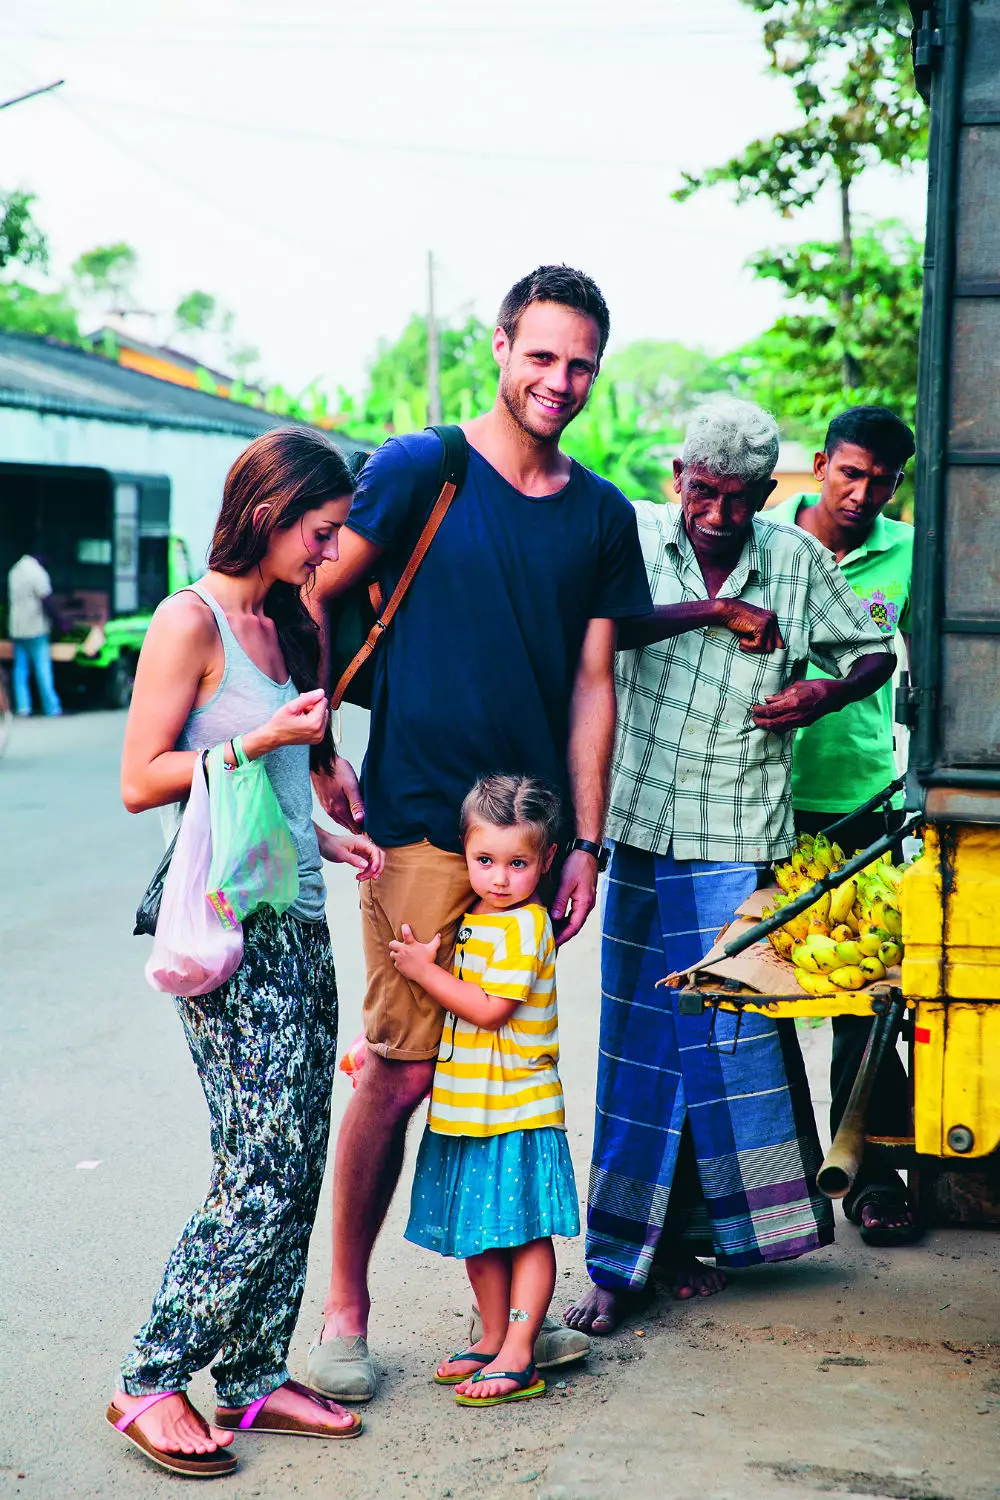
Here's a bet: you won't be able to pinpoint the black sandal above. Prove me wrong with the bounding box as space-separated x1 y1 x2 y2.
846 1184 922 1247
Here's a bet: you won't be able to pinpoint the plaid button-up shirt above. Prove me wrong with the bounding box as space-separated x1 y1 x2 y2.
605 502 893 864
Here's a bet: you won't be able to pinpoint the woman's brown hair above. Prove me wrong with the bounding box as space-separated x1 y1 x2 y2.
208 425 353 772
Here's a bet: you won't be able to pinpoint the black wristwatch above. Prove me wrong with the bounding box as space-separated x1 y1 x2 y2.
568 837 610 872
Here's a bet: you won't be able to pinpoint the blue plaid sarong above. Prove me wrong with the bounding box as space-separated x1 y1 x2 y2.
586 842 833 1290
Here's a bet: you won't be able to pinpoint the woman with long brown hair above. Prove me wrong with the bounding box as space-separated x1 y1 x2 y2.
110 427 382 1477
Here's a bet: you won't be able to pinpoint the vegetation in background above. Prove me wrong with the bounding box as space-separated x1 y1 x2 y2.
675 0 927 426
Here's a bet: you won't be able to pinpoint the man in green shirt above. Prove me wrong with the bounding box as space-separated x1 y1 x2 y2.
768 405 917 1248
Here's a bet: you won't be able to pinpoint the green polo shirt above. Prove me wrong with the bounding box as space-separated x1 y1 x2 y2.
766 492 913 814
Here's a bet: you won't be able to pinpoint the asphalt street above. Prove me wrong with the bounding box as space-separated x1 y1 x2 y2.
1 709 998 1500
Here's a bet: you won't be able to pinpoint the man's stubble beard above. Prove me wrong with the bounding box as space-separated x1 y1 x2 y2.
498 367 583 447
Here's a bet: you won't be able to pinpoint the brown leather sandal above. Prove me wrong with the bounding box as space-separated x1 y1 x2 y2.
107 1392 238 1478
214 1378 363 1439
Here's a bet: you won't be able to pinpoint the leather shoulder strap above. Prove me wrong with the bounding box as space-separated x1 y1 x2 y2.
330 426 468 708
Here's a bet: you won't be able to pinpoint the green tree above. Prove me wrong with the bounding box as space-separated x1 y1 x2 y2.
676 1 926 390
0 190 49 272
602 340 740 441
174 289 218 333
728 218 922 429
0 189 81 342
561 382 671 501
71 242 138 312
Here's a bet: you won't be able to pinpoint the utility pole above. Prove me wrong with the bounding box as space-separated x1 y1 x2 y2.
427 249 442 425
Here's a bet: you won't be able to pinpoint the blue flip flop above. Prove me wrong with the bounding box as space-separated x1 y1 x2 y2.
434 1349 501 1386
453 1364 546 1407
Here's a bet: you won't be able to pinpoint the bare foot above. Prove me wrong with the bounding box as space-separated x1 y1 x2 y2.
661 1252 726 1300
436 1337 499 1383
111 1390 233 1455
564 1284 625 1336
863 1200 917 1236
217 1380 356 1434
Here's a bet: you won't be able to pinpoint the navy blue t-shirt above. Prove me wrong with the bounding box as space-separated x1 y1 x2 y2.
348 430 652 852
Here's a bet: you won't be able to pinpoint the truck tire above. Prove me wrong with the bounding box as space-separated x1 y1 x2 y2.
106 653 138 710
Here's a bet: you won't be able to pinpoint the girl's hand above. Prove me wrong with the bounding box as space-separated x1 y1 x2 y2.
389 923 441 979
320 830 385 882
264 688 329 748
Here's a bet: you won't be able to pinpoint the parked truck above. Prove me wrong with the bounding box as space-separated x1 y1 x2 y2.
0 461 191 708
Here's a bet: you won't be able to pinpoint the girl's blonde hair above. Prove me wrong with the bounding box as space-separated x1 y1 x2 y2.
459 773 562 854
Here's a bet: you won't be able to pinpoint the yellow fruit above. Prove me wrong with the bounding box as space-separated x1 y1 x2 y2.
774 863 797 894
792 945 821 974
831 842 846 864
805 939 840 973
829 924 854 943
806 919 831 942
878 939 902 967
791 851 809 875
829 965 866 990
881 905 902 939
805 860 827 882
859 956 887 982
808 891 832 923
782 912 811 943
768 929 796 961
795 970 845 997
829 878 857 926
834 940 864 967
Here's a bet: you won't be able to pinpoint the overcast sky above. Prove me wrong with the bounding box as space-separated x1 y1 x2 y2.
0 0 927 396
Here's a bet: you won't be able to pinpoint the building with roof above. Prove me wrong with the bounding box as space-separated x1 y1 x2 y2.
0 329 368 595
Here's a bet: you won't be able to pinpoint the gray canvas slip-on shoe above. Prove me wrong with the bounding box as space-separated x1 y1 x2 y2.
467 1308 590 1369
306 1335 376 1403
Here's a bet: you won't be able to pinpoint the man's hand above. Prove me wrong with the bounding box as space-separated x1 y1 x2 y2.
551 849 599 948
716 600 784 654
752 679 839 733
312 756 365 833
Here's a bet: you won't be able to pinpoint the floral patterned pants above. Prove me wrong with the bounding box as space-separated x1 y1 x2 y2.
120 907 338 1407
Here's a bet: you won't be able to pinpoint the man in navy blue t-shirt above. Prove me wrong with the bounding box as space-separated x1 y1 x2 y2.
308 266 652 1401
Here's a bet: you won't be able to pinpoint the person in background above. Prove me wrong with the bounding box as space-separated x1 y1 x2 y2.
768 405 918 1247
6 551 62 717
564 399 897 1337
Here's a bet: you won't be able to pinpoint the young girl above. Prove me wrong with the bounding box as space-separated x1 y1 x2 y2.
389 773 579 1408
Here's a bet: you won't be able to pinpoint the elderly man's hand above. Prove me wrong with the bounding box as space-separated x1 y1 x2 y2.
752 679 839 733
716 600 784 654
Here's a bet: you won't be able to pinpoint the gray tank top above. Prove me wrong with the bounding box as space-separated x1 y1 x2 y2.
172 581 326 924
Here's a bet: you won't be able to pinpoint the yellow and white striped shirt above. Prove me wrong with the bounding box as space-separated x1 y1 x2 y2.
427 903 564 1138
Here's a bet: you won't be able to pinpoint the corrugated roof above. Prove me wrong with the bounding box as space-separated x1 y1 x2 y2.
0 330 368 452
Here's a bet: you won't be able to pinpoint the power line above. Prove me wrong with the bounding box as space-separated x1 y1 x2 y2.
0 77 64 110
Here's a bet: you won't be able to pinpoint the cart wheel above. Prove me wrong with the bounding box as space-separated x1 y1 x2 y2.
106 653 138 710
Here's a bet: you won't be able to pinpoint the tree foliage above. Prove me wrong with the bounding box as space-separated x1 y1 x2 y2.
71 242 138 307
0 190 49 273
675 1 925 214
722 218 922 431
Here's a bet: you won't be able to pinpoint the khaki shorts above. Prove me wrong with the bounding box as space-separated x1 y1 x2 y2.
361 839 473 1061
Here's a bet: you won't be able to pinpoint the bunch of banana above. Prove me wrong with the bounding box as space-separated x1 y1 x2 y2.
763 832 908 991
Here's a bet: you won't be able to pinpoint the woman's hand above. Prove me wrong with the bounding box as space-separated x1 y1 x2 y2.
389 923 441 980
316 827 385 881
260 688 330 749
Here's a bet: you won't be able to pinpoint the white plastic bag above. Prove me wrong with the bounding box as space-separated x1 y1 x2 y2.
146 753 244 998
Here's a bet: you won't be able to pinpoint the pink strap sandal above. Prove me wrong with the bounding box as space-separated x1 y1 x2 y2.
106 1390 238 1477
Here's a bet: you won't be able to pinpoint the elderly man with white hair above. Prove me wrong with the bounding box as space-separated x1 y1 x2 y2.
565 399 896 1336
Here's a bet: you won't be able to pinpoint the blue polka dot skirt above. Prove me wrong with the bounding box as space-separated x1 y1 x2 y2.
404 1125 580 1259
